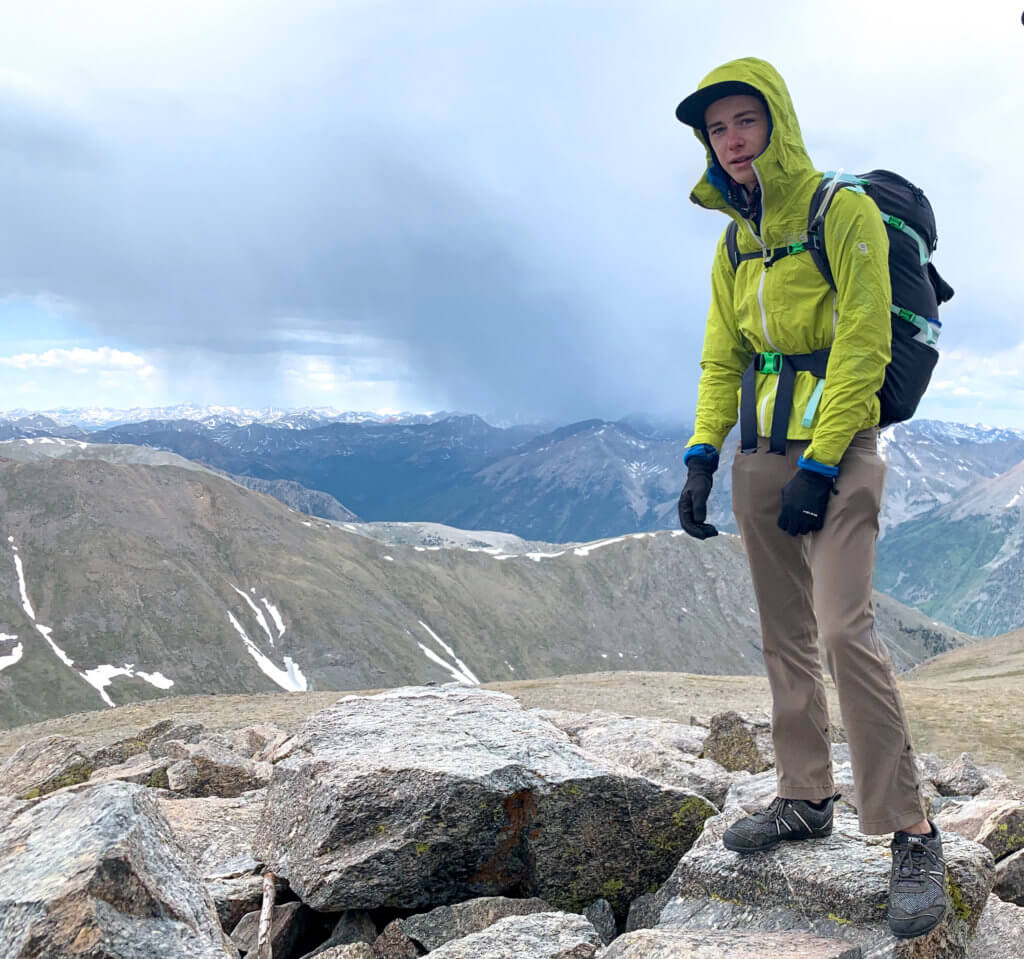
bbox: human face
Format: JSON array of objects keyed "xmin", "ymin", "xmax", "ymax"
[{"xmin": 704, "ymin": 94, "xmax": 769, "ymax": 190}]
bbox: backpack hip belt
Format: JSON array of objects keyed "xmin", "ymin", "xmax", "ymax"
[{"xmin": 741, "ymin": 349, "xmax": 831, "ymax": 455}]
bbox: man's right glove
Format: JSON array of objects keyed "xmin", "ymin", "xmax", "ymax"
[{"xmin": 678, "ymin": 445, "xmax": 719, "ymax": 540}]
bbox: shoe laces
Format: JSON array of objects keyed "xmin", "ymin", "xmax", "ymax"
[{"xmin": 895, "ymin": 837, "xmax": 930, "ymax": 882}]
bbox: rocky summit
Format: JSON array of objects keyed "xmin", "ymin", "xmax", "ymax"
[{"xmin": 1, "ymin": 683, "xmax": 1023, "ymax": 957}]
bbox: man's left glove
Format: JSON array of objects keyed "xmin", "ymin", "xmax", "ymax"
[{"xmin": 777, "ymin": 468, "xmax": 836, "ymax": 536}]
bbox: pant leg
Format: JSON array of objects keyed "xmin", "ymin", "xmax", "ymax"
[
  {"xmin": 732, "ymin": 439, "xmax": 835, "ymax": 800},
  {"xmin": 809, "ymin": 428, "xmax": 926, "ymax": 834}
]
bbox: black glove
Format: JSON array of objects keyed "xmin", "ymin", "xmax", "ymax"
[
  {"xmin": 777, "ymin": 468, "xmax": 836, "ymax": 536},
  {"xmin": 678, "ymin": 457, "xmax": 718, "ymax": 540}
]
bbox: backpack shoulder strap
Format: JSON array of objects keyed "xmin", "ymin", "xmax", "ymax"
[
  {"xmin": 725, "ymin": 220, "xmax": 762, "ymax": 272},
  {"xmin": 725, "ymin": 221, "xmax": 741, "ymax": 271},
  {"xmin": 807, "ymin": 177, "xmax": 837, "ymax": 290}
]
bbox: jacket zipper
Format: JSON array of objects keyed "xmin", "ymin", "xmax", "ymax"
[{"xmin": 745, "ymin": 162, "xmax": 779, "ymax": 352}]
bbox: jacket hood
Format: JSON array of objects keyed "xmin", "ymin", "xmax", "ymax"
[{"xmin": 681, "ymin": 58, "xmax": 816, "ymax": 216}]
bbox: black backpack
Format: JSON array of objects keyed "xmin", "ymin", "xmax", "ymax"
[{"xmin": 725, "ymin": 169, "xmax": 954, "ymax": 431}]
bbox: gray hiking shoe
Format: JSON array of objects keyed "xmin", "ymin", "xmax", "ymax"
[
  {"xmin": 722, "ymin": 794, "xmax": 836, "ymax": 854},
  {"xmin": 888, "ymin": 822, "xmax": 947, "ymax": 939}
]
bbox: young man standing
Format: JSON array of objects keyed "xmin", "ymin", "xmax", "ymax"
[{"xmin": 674, "ymin": 57, "xmax": 947, "ymax": 939}]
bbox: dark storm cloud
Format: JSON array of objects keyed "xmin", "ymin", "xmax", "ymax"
[{"xmin": 0, "ymin": 1, "xmax": 1019, "ymax": 421}]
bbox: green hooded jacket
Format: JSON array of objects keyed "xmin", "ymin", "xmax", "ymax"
[{"xmin": 682, "ymin": 57, "xmax": 891, "ymax": 468}]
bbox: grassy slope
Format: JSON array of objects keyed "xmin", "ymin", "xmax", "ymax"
[{"xmin": 3, "ymin": 665, "xmax": 1020, "ymax": 779}]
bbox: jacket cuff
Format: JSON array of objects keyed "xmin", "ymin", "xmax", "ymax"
[
  {"xmin": 684, "ymin": 443, "xmax": 720, "ymax": 471},
  {"xmin": 797, "ymin": 454, "xmax": 839, "ymax": 478}
]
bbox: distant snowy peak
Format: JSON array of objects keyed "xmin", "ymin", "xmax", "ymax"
[{"xmin": 0, "ymin": 405, "xmax": 454, "ymax": 431}]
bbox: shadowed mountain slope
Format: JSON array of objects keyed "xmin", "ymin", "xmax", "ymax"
[{"xmin": 0, "ymin": 456, "xmax": 970, "ymax": 728}]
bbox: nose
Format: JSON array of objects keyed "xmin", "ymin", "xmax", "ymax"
[{"xmin": 727, "ymin": 125, "xmax": 745, "ymax": 153}]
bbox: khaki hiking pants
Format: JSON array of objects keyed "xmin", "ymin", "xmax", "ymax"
[{"xmin": 732, "ymin": 428, "xmax": 926, "ymax": 835}]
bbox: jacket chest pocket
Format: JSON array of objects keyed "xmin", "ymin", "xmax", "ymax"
[{"xmin": 763, "ymin": 254, "xmax": 835, "ymax": 347}]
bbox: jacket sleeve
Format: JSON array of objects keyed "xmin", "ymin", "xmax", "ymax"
[
  {"xmin": 686, "ymin": 230, "xmax": 754, "ymax": 454},
  {"xmin": 803, "ymin": 188, "xmax": 892, "ymax": 467}
]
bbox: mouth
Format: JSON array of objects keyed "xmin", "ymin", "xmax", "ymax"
[{"xmin": 730, "ymin": 156, "xmax": 754, "ymax": 167}]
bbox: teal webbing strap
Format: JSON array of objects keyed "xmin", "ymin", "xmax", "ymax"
[
  {"xmin": 823, "ymin": 171, "xmax": 869, "ymax": 186},
  {"xmin": 892, "ymin": 305, "xmax": 940, "ymax": 345},
  {"xmin": 801, "ymin": 379, "xmax": 826, "ymax": 427},
  {"xmin": 880, "ymin": 210, "xmax": 931, "ymax": 265}
]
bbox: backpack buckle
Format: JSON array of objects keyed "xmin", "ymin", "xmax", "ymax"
[{"xmin": 757, "ymin": 352, "xmax": 783, "ymax": 375}]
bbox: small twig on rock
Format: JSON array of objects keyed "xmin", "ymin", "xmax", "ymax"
[{"xmin": 257, "ymin": 871, "xmax": 276, "ymax": 959}]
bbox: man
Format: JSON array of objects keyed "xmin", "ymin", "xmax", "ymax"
[{"xmin": 674, "ymin": 57, "xmax": 947, "ymax": 940}]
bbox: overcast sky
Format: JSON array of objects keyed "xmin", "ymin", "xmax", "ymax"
[{"xmin": 1, "ymin": 1, "xmax": 1022, "ymax": 427}]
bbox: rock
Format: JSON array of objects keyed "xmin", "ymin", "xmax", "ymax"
[
  {"xmin": 315, "ymin": 946, "xmax": 375, "ymax": 959},
  {"xmin": 299, "ymin": 910, "xmax": 378, "ymax": 956},
  {"xmin": 149, "ymin": 720, "xmax": 209, "ymax": 756},
  {"xmin": 425, "ymin": 911, "xmax": 602, "ymax": 959},
  {"xmin": 0, "ymin": 796, "xmax": 29, "ymax": 830},
  {"xmin": 230, "ymin": 722, "xmax": 291, "ymax": 759},
  {"xmin": 370, "ymin": 920, "xmax": 421, "ymax": 959},
  {"xmin": 640, "ymin": 797, "xmax": 995, "ymax": 959},
  {"xmin": 995, "ymin": 846, "xmax": 1024, "ymax": 905},
  {"xmin": 254, "ymin": 686, "xmax": 716, "ymax": 917},
  {"xmin": 602, "ymin": 928, "xmax": 862, "ymax": 957},
  {"xmin": 934, "ymin": 753, "xmax": 990, "ymax": 798},
  {"xmin": 583, "ymin": 898, "xmax": 616, "ymax": 946},
  {"xmin": 88, "ymin": 752, "xmax": 173, "ymax": 789},
  {"xmin": 231, "ymin": 900, "xmax": 312, "ymax": 956},
  {"xmin": 89, "ymin": 719, "xmax": 174, "ymax": 769},
  {"xmin": 166, "ymin": 741, "xmax": 271, "ymax": 797},
  {"xmin": 159, "ymin": 790, "xmax": 266, "ymax": 877},
  {"xmin": 206, "ymin": 873, "xmax": 267, "ymax": 931},
  {"xmin": 0, "ymin": 735, "xmax": 93, "ymax": 798},
  {"xmin": 624, "ymin": 893, "xmax": 661, "ymax": 933},
  {"xmin": 700, "ymin": 711, "xmax": 774, "ymax": 774},
  {"xmin": 394, "ymin": 895, "xmax": 554, "ymax": 951},
  {"xmin": 977, "ymin": 779, "xmax": 1024, "ymax": 803},
  {"xmin": 548, "ymin": 713, "xmax": 727, "ymax": 807},
  {"xmin": 936, "ymin": 799, "xmax": 1024, "ymax": 861},
  {"xmin": 533, "ymin": 709, "xmax": 708, "ymax": 756},
  {"xmin": 968, "ymin": 894, "xmax": 1024, "ymax": 958},
  {"xmin": 0, "ymin": 780, "xmax": 238, "ymax": 957}
]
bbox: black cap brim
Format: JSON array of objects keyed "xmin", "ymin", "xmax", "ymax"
[{"xmin": 675, "ymin": 80, "xmax": 764, "ymax": 128}]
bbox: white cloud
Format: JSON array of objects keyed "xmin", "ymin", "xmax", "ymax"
[{"xmin": 0, "ymin": 346, "xmax": 156, "ymax": 378}]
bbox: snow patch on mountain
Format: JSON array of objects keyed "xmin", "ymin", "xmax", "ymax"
[{"xmin": 0, "ymin": 638, "xmax": 23, "ymax": 673}]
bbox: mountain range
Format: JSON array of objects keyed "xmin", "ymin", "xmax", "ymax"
[
  {"xmin": 2, "ymin": 407, "xmax": 1023, "ymax": 637},
  {"xmin": 0, "ymin": 448, "xmax": 971, "ymax": 727}
]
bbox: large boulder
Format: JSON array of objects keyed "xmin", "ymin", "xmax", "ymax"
[
  {"xmin": 969, "ymin": 895, "xmax": 1024, "ymax": 958},
  {"xmin": 0, "ymin": 781, "xmax": 238, "ymax": 958},
  {"xmin": 88, "ymin": 752, "xmax": 173, "ymax": 789},
  {"xmin": 254, "ymin": 686, "xmax": 716, "ymax": 917},
  {"xmin": 602, "ymin": 928, "xmax": 862, "ymax": 958},
  {"xmin": 640, "ymin": 795, "xmax": 995, "ymax": 959},
  {"xmin": 159, "ymin": 790, "xmax": 266, "ymax": 877},
  {"xmin": 88, "ymin": 719, "xmax": 174, "ymax": 770},
  {"xmin": 936, "ymin": 799, "xmax": 1024, "ymax": 862},
  {"xmin": 994, "ymin": 847, "xmax": 1024, "ymax": 905},
  {"xmin": 424, "ymin": 911, "xmax": 602, "ymax": 959},
  {"xmin": 386, "ymin": 895, "xmax": 554, "ymax": 952},
  {"xmin": 0, "ymin": 735, "xmax": 93, "ymax": 799},
  {"xmin": 534, "ymin": 710, "xmax": 728, "ymax": 807}
]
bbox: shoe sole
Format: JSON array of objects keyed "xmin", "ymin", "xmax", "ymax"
[
  {"xmin": 722, "ymin": 827, "xmax": 832, "ymax": 854},
  {"xmin": 888, "ymin": 904, "xmax": 946, "ymax": 939}
]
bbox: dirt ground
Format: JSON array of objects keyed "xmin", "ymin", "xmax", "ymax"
[{"xmin": 2, "ymin": 670, "xmax": 1020, "ymax": 778}]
